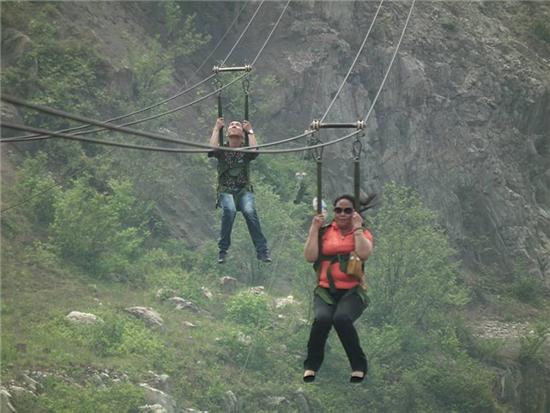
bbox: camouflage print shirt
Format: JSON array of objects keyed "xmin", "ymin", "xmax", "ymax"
[{"xmin": 208, "ymin": 147, "xmax": 259, "ymax": 192}]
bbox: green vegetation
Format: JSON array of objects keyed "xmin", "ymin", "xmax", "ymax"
[
  {"xmin": 2, "ymin": 2, "xmax": 548, "ymax": 412},
  {"xmin": 532, "ymin": 18, "xmax": 550, "ymax": 43},
  {"xmin": 12, "ymin": 379, "xmax": 145, "ymax": 413}
]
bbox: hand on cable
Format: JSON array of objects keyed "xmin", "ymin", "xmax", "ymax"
[
  {"xmin": 242, "ymin": 120, "xmax": 253, "ymax": 133},
  {"xmin": 311, "ymin": 214, "xmax": 325, "ymax": 231}
]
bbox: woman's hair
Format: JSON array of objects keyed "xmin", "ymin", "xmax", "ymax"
[{"xmin": 333, "ymin": 194, "xmax": 355, "ymax": 207}]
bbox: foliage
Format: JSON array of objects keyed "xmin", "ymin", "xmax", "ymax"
[
  {"xmin": 519, "ymin": 321, "xmax": 549, "ymax": 363},
  {"xmin": 50, "ymin": 177, "xmax": 150, "ymax": 279},
  {"xmin": 1, "ymin": 6, "xmax": 118, "ymax": 129},
  {"xmin": 532, "ymin": 18, "xmax": 550, "ymax": 43},
  {"xmin": 366, "ymin": 182, "xmax": 469, "ymax": 328},
  {"xmin": 18, "ymin": 378, "xmax": 145, "ymax": 413},
  {"xmin": 162, "ymin": 3, "xmax": 210, "ymax": 60},
  {"xmin": 510, "ymin": 275, "xmax": 543, "ymax": 303},
  {"xmin": 440, "ymin": 16, "xmax": 458, "ymax": 33},
  {"xmin": 12, "ymin": 152, "xmax": 61, "ymax": 226},
  {"xmin": 54, "ymin": 312, "xmax": 164, "ymax": 358},
  {"xmin": 226, "ymin": 290, "xmax": 270, "ymax": 328}
]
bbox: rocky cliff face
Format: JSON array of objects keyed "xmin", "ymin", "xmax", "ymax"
[
  {"xmin": 3, "ymin": 1, "xmax": 549, "ymax": 278},
  {"xmin": 205, "ymin": 1, "xmax": 550, "ymax": 282}
]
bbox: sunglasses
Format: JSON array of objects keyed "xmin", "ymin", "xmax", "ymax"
[{"xmin": 334, "ymin": 207, "xmax": 354, "ymax": 215}]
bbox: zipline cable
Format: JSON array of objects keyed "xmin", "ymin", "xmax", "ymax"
[
  {"xmin": 220, "ymin": 1, "xmax": 264, "ymax": 66},
  {"xmin": 3, "ymin": 2, "xmax": 277, "ymax": 144},
  {"xmin": 1, "ymin": 0, "xmax": 414, "ymax": 155},
  {"xmin": 319, "ymin": 0, "xmax": 384, "ymax": 123},
  {"xmin": 193, "ymin": 2, "xmax": 249, "ymax": 75},
  {"xmin": 0, "ymin": 1, "xmax": 280, "ymax": 214},
  {"xmin": 0, "ymin": 75, "xmax": 246, "ymax": 145},
  {"xmin": 6, "ymin": 2, "xmax": 255, "ymax": 142},
  {"xmin": 250, "ymin": 0, "xmax": 291, "ymax": 66},
  {"xmin": 0, "ymin": 159, "xmax": 94, "ymax": 214},
  {"xmin": 8, "ymin": 74, "xmax": 215, "ymax": 142},
  {"xmin": 1, "ymin": 2, "xmax": 301, "ymax": 149}
]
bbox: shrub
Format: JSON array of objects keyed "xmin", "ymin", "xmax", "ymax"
[
  {"xmin": 13, "ymin": 152, "xmax": 61, "ymax": 226},
  {"xmin": 50, "ymin": 177, "xmax": 149, "ymax": 279},
  {"xmin": 226, "ymin": 291, "xmax": 270, "ymax": 328},
  {"xmin": 58, "ymin": 313, "xmax": 164, "ymax": 358},
  {"xmin": 366, "ymin": 182, "xmax": 469, "ymax": 329},
  {"xmin": 510, "ymin": 276, "xmax": 543, "ymax": 303},
  {"xmin": 533, "ymin": 18, "xmax": 550, "ymax": 43},
  {"xmin": 33, "ymin": 378, "xmax": 145, "ymax": 413}
]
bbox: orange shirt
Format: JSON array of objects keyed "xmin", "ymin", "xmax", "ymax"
[{"xmin": 318, "ymin": 222, "xmax": 373, "ymax": 290}]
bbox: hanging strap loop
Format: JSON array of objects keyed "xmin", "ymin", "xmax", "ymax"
[
  {"xmin": 352, "ymin": 134, "xmax": 364, "ymax": 211},
  {"xmin": 214, "ymin": 77, "xmax": 224, "ymax": 146}
]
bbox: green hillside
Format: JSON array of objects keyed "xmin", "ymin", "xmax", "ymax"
[{"xmin": 1, "ymin": 2, "xmax": 549, "ymax": 412}]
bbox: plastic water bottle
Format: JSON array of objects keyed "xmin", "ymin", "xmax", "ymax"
[{"xmin": 312, "ymin": 197, "xmax": 327, "ymax": 216}]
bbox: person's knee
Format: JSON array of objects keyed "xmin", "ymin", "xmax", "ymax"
[
  {"xmin": 241, "ymin": 204, "xmax": 256, "ymax": 216},
  {"xmin": 333, "ymin": 313, "xmax": 353, "ymax": 328},
  {"xmin": 222, "ymin": 203, "xmax": 237, "ymax": 217},
  {"xmin": 314, "ymin": 313, "xmax": 332, "ymax": 328}
]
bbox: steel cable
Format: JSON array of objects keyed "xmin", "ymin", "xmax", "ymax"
[
  {"xmin": 1, "ymin": 0, "xmax": 415, "ymax": 155},
  {"xmin": 319, "ymin": 0, "xmax": 384, "ymax": 123},
  {"xmin": 220, "ymin": 1, "xmax": 265, "ymax": 66},
  {"xmin": 6, "ymin": 2, "xmax": 255, "ymax": 142}
]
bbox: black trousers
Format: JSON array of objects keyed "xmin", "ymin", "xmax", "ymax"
[{"xmin": 304, "ymin": 288, "xmax": 367, "ymax": 373}]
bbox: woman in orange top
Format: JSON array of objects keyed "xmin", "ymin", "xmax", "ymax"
[{"xmin": 303, "ymin": 194, "xmax": 373, "ymax": 383}]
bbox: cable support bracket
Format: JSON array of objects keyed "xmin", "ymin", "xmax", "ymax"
[
  {"xmin": 310, "ymin": 120, "xmax": 365, "ymax": 130},
  {"xmin": 212, "ymin": 64, "xmax": 252, "ymax": 74}
]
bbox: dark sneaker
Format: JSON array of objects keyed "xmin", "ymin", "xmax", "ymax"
[
  {"xmin": 257, "ymin": 251, "xmax": 272, "ymax": 263},
  {"xmin": 218, "ymin": 251, "xmax": 227, "ymax": 264}
]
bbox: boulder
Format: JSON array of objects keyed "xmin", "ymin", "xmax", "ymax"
[
  {"xmin": 294, "ymin": 389, "xmax": 311, "ymax": 413},
  {"xmin": 248, "ymin": 286, "xmax": 265, "ymax": 295},
  {"xmin": 139, "ymin": 383, "xmax": 176, "ymax": 413},
  {"xmin": 168, "ymin": 297, "xmax": 200, "ymax": 313},
  {"xmin": 219, "ymin": 276, "xmax": 238, "ymax": 292},
  {"xmin": 125, "ymin": 307, "xmax": 164, "ymax": 328},
  {"xmin": 224, "ymin": 390, "xmax": 239, "ymax": 413},
  {"xmin": 156, "ymin": 288, "xmax": 177, "ymax": 301},
  {"xmin": 139, "ymin": 404, "xmax": 167, "ymax": 413},
  {"xmin": 0, "ymin": 388, "xmax": 16, "ymax": 413},
  {"xmin": 66, "ymin": 311, "xmax": 103, "ymax": 325},
  {"xmin": 274, "ymin": 295, "xmax": 297, "ymax": 309},
  {"xmin": 201, "ymin": 287, "xmax": 213, "ymax": 300}
]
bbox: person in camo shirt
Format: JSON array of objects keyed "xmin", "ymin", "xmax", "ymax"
[{"xmin": 208, "ymin": 117, "xmax": 271, "ymax": 264}]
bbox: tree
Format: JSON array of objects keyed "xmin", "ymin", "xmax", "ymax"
[{"xmin": 366, "ymin": 182, "xmax": 469, "ymax": 329}]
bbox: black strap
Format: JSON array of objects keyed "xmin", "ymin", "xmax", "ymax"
[{"xmin": 315, "ymin": 253, "xmax": 339, "ymax": 294}]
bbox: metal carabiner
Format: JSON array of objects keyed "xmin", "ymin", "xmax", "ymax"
[
  {"xmin": 242, "ymin": 77, "xmax": 250, "ymax": 95},
  {"xmin": 214, "ymin": 77, "xmax": 223, "ymax": 96},
  {"xmin": 352, "ymin": 135, "xmax": 363, "ymax": 160}
]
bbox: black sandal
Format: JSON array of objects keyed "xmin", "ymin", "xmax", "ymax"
[
  {"xmin": 350, "ymin": 371, "xmax": 366, "ymax": 383},
  {"xmin": 303, "ymin": 371, "xmax": 316, "ymax": 383}
]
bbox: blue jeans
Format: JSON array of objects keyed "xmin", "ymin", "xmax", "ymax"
[{"xmin": 218, "ymin": 191, "xmax": 268, "ymax": 255}]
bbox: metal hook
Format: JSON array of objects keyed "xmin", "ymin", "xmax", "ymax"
[
  {"xmin": 214, "ymin": 77, "xmax": 223, "ymax": 95},
  {"xmin": 352, "ymin": 136, "xmax": 363, "ymax": 159},
  {"xmin": 242, "ymin": 77, "xmax": 250, "ymax": 94},
  {"xmin": 308, "ymin": 131, "xmax": 324, "ymax": 161}
]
